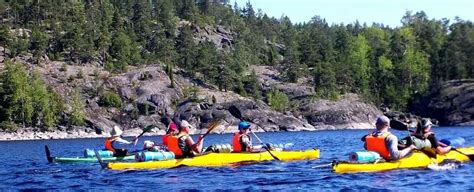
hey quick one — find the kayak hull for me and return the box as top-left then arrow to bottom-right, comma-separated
107,148 -> 320,170
333,147 -> 474,173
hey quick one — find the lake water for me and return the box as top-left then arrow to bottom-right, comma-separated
1,127 -> 474,190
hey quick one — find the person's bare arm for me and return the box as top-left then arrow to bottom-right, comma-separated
186,136 -> 203,153
435,145 -> 451,154
386,135 -> 415,160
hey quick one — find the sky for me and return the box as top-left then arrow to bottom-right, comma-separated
233,0 -> 474,27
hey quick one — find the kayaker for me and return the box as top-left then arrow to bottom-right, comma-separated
162,122 -> 178,147
142,140 -> 161,151
412,118 -> 451,154
105,125 -> 133,157
361,115 -> 416,161
167,120 -> 204,158
232,121 -> 257,152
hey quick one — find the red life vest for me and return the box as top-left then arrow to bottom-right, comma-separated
365,132 -> 392,159
167,135 -> 183,156
232,132 -> 250,152
104,138 -> 116,153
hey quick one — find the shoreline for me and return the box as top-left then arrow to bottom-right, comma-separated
0,128 -> 165,141
0,125 -> 376,141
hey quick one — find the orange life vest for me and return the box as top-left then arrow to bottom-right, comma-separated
104,138 -> 116,153
166,135 -> 183,156
232,132 -> 250,152
365,132 -> 392,160
162,134 -> 170,146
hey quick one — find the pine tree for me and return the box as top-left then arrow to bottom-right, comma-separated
0,25 -> 11,57
244,69 -> 261,100
156,0 -> 177,35
196,42 -> 218,81
30,27 -> 48,63
313,62 -> 338,99
176,25 -> 197,73
109,31 -> 133,71
280,17 -> 302,82
132,0 -> 152,43
61,1 -> 86,63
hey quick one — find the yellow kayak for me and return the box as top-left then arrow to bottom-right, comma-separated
333,147 -> 474,173
106,148 -> 320,170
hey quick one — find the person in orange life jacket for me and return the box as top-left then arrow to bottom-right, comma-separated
232,121 -> 253,152
104,126 -> 133,157
412,118 -> 451,154
361,115 -> 416,160
167,120 -> 203,158
162,122 -> 178,147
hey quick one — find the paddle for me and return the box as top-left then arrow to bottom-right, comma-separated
390,119 -> 474,160
228,105 -> 281,161
133,124 -> 156,146
195,119 -> 222,145
44,145 -> 54,163
94,150 -> 107,169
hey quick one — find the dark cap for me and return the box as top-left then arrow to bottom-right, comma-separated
376,115 -> 390,125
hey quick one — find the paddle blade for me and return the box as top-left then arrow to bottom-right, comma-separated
196,119 -> 222,144
228,105 -> 243,120
204,119 -> 222,136
390,119 -> 408,131
94,150 -> 107,169
44,145 -> 54,163
160,116 -> 172,126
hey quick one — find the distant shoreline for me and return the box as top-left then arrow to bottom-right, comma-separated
0,125 -> 380,141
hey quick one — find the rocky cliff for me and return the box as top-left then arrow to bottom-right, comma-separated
0,56 -> 384,140
409,79 -> 474,126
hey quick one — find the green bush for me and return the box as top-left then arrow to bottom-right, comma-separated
99,90 -> 122,108
0,121 -> 18,132
70,89 -> 86,126
267,89 -> 289,112
182,85 -> 200,102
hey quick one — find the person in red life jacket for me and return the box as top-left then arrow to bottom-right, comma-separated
361,116 -> 416,160
412,118 -> 451,154
167,120 -> 203,158
162,122 -> 178,147
104,125 -> 133,157
232,121 -> 253,152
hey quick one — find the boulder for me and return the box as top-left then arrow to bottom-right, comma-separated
300,94 -> 380,129
118,86 -> 134,100
136,96 -> 158,115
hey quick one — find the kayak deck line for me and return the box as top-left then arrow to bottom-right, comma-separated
106,148 -> 320,170
333,146 -> 474,173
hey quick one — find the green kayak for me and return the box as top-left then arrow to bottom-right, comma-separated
45,145 -> 135,163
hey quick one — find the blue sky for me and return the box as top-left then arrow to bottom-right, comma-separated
233,0 -> 474,27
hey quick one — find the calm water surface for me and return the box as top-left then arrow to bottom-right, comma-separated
1,127 -> 474,190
